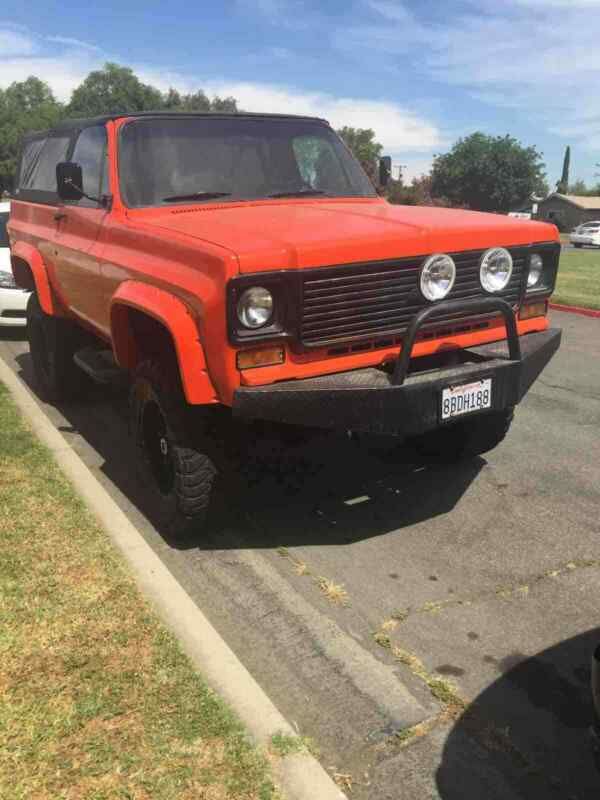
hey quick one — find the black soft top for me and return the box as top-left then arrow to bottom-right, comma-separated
25,111 -> 330,141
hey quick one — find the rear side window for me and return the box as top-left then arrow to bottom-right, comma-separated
71,126 -> 109,206
18,138 -> 47,189
24,136 -> 71,192
0,213 -> 8,247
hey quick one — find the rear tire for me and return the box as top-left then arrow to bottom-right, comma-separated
129,358 -> 223,540
26,293 -> 88,403
413,408 -> 514,462
574,243 -> 583,249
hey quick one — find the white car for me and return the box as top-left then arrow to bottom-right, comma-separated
569,220 -> 600,248
0,201 -> 30,327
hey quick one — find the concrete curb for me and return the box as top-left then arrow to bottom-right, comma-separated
0,357 -> 347,800
550,302 -> 600,319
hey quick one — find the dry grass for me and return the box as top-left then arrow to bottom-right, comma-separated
277,547 -> 349,606
0,383 -> 278,800
317,577 -> 349,606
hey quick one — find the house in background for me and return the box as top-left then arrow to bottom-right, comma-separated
536,193 -> 600,231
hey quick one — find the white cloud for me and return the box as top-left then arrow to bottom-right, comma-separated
513,0 -> 600,5
0,27 -> 104,99
337,1 -> 600,153
0,25 -> 442,156
202,81 -> 443,152
0,28 -> 37,56
234,0 -> 309,28
45,35 -> 102,52
399,157 -> 434,183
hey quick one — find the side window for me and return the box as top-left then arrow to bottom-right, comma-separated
71,126 -> 108,207
27,136 -> 71,192
18,138 -> 47,190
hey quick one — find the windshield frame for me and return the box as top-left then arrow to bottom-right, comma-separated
117,115 -> 377,209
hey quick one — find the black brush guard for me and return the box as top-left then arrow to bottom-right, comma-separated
233,298 -> 561,436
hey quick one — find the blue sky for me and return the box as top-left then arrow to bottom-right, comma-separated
1,0 -> 599,186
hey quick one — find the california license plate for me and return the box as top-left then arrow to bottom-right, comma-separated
441,379 -> 492,420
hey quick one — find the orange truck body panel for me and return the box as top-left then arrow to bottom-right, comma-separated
7,114 -> 560,409
110,281 -> 217,404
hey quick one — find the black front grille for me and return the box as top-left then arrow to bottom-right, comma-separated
299,248 -> 526,348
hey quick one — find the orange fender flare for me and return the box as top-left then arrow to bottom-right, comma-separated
10,242 -> 56,315
110,282 -> 217,405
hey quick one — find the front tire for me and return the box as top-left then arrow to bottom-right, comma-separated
129,359 -> 222,539
26,293 -> 87,403
413,408 -> 514,462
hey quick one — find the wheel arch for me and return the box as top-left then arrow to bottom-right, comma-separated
10,242 -> 57,315
110,282 -> 217,405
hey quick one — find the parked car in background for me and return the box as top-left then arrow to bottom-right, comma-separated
569,221 -> 600,248
0,201 -> 30,327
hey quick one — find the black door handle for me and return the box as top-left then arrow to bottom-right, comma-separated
54,211 -> 67,222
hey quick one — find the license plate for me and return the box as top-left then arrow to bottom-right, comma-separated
441,379 -> 492,420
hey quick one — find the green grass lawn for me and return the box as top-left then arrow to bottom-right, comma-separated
554,248 -> 600,310
0,381 -> 280,800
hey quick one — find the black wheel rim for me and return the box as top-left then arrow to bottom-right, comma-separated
142,400 -> 175,495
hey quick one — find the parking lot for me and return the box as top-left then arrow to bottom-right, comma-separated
1,308 -> 599,799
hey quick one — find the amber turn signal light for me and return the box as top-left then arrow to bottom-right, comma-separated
519,301 -> 547,320
237,346 -> 285,370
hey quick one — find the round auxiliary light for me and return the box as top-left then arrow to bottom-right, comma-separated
237,286 -> 274,329
528,253 -> 544,288
420,254 -> 456,301
480,247 -> 513,293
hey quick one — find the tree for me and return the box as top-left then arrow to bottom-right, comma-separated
568,178 -> 587,195
556,145 -> 570,194
67,63 -> 164,116
67,64 -> 239,117
387,174 -> 453,207
566,179 -> 600,196
337,127 -> 382,182
161,88 -> 238,113
430,132 -> 548,213
0,77 -> 63,193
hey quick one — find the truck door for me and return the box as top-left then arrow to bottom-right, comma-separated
53,125 -> 109,331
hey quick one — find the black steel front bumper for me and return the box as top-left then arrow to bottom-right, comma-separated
233,298 -> 562,436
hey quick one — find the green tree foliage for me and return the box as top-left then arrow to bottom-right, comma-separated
431,132 -> 548,213
337,126 -> 382,182
568,179 -> 587,195
556,145 -> 570,193
0,77 -> 64,193
158,87 -> 237,113
567,178 -> 600,196
67,63 -> 165,116
67,64 -> 238,117
386,174 -> 452,207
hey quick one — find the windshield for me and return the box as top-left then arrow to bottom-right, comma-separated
0,213 -> 9,247
119,117 -> 376,207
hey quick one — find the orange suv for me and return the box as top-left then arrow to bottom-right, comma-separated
8,112 -> 561,534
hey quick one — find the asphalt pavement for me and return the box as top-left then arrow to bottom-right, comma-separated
1,308 -> 599,799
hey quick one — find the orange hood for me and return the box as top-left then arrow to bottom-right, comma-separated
133,198 -> 559,273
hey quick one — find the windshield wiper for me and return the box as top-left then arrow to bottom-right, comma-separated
268,189 -> 328,198
162,191 -> 232,203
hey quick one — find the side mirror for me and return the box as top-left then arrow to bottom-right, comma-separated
379,155 -> 392,187
56,162 -> 84,202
